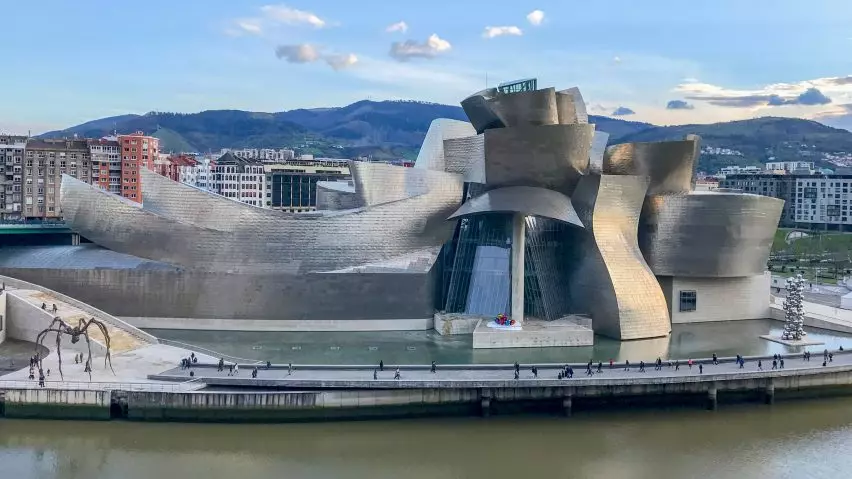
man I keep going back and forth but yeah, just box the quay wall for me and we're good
[7,365,852,422]
[0,291,6,345]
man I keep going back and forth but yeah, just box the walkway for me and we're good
[152,349,852,387]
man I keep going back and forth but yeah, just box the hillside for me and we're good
[40,102,852,172]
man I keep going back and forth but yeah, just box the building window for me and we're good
[679,290,697,312]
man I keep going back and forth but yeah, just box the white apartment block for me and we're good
[0,138,26,219]
[212,152,267,207]
[178,156,215,192]
[221,148,295,163]
[765,161,815,174]
[719,165,761,176]
[793,176,852,231]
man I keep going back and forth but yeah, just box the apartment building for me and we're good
[719,174,797,227]
[87,138,121,195]
[0,135,27,219]
[23,139,91,219]
[179,156,215,192]
[117,131,159,203]
[224,148,295,163]
[212,152,266,207]
[792,176,852,231]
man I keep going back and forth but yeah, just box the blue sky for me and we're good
[1,0,851,134]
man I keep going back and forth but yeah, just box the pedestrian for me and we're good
[266,361,271,369]
[533,366,538,378]
[394,368,401,380]
[739,358,745,369]
[675,360,680,371]
[824,349,829,361]
[189,371,195,377]
[514,362,520,375]
[373,369,378,380]
[712,353,718,366]
[758,360,763,370]
[586,364,593,376]
[688,359,693,369]
[624,360,630,371]
[288,363,292,375]
[233,363,239,375]
[514,369,519,380]
[558,371,563,380]
[609,359,614,369]
[46,369,50,377]
[228,363,234,376]
[218,358,224,372]
[699,364,703,374]
[251,368,258,379]
[38,369,45,388]
[639,361,645,373]
[568,367,574,379]
[829,353,834,362]
[597,362,603,373]
[41,302,46,310]
[655,357,662,371]
[379,360,384,371]
[431,361,437,373]
[823,361,827,367]
[52,303,57,313]
[780,358,785,369]
[74,354,78,365]
[191,352,196,362]
[772,359,777,370]
[28,367,34,381]
[841,345,845,351]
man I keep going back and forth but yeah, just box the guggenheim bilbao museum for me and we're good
[0,79,783,345]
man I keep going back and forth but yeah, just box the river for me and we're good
[3,397,852,479]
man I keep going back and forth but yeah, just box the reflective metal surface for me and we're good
[488,87,559,128]
[448,186,583,228]
[460,88,502,134]
[569,174,671,340]
[315,181,360,211]
[603,137,700,195]
[413,119,476,171]
[640,191,784,277]
[556,87,589,125]
[483,124,595,194]
[63,167,463,274]
[443,135,485,183]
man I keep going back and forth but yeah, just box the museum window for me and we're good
[679,290,697,312]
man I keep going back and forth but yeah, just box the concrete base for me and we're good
[760,335,825,347]
[472,318,594,349]
[120,316,433,332]
[433,313,484,336]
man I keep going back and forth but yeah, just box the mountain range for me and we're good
[41,100,852,173]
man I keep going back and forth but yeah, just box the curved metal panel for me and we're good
[413,118,476,171]
[448,186,584,227]
[443,135,485,183]
[639,191,784,277]
[568,174,670,340]
[603,136,701,195]
[488,87,559,128]
[351,161,438,206]
[460,88,502,134]
[63,170,464,274]
[556,87,589,125]
[315,181,361,211]
[483,124,595,194]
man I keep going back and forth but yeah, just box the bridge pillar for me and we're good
[562,395,573,417]
[480,389,492,417]
[71,233,80,246]
[706,386,718,411]
[764,381,775,405]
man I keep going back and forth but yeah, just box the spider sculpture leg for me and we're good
[91,319,115,375]
[54,330,64,380]
[84,333,94,381]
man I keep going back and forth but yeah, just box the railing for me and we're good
[0,220,67,227]
[0,379,199,392]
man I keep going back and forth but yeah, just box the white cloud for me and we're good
[389,34,452,61]
[274,44,357,71]
[675,75,852,109]
[386,21,408,33]
[236,19,263,35]
[346,55,483,103]
[261,4,327,28]
[325,53,359,71]
[527,10,545,26]
[483,26,523,39]
[613,56,622,64]
[275,44,322,63]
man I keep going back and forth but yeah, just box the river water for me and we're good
[3,397,852,479]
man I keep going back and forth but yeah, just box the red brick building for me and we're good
[117,131,159,203]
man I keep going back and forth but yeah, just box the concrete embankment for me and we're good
[7,356,852,422]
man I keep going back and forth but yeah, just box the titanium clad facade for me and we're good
[556,87,589,125]
[639,192,784,277]
[315,181,360,211]
[488,87,559,127]
[413,119,476,171]
[568,174,671,340]
[483,124,595,194]
[63,166,464,274]
[461,88,503,134]
[603,137,700,195]
[449,186,583,227]
[443,135,486,183]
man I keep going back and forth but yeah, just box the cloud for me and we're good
[389,34,452,61]
[527,10,545,26]
[386,21,408,33]
[611,106,635,116]
[275,44,357,70]
[483,26,522,39]
[275,44,322,63]
[675,77,848,109]
[324,53,359,70]
[613,56,622,64]
[236,19,263,35]
[666,100,694,110]
[260,4,326,28]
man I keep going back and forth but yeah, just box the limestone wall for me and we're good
[663,273,771,324]
[6,293,106,355]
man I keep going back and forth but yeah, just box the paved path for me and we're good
[156,349,852,385]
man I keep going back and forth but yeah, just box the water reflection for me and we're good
[150,319,852,365]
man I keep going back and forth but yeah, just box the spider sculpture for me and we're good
[35,316,115,380]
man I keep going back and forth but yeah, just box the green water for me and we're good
[3,397,852,478]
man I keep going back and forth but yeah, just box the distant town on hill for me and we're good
[40,100,852,174]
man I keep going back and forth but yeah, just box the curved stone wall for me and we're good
[639,192,784,277]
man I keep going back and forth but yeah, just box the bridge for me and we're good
[0,221,79,244]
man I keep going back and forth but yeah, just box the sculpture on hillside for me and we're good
[782,274,807,341]
[35,316,114,380]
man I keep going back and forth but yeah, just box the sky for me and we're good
[1,0,851,134]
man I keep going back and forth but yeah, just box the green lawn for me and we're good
[772,228,852,257]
